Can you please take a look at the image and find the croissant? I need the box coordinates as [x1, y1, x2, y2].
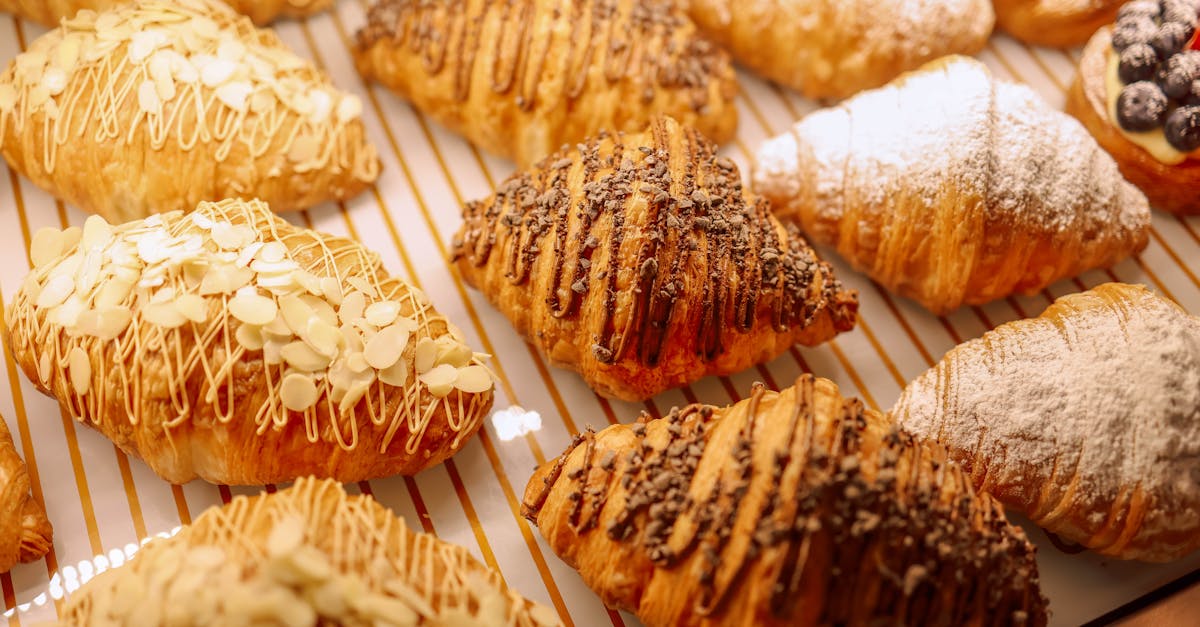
[753, 55, 1151, 315]
[684, 0, 994, 100]
[0, 416, 52, 573]
[0, 0, 333, 26]
[451, 117, 858, 401]
[60, 477, 561, 626]
[892, 283, 1200, 563]
[5, 198, 495, 485]
[0, 0, 380, 223]
[522, 374, 1049, 626]
[993, 0, 1123, 47]
[354, 0, 738, 168]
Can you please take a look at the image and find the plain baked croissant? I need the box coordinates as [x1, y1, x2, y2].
[0, 0, 333, 26]
[754, 55, 1151, 315]
[993, 0, 1123, 47]
[892, 283, 1200, 562]
[684, 0, 994, 100]
[354, 0, 738, 168]
[60, 477, 561, 626]
[0, 416, 52, 573]
[5, 198, 495, 485]
[0, 0, 379, 223]
[452, 117, 858, 402]
[522, 374, 1049, 626]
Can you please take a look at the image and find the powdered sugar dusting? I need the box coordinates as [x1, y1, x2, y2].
[892, 283, 1200, 561]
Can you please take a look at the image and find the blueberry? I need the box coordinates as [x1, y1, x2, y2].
[1157, 50, 1200, 97]
[1113, 16, 1160, 50]
[1185, 79, 1200, 104]
[1117, 81, 1170, 131]
[1165, 104, 1200, 150]
[1119, 1, 1161, 21]
[1152, 21, 1195, 58]
[1160, 0, 1199, 26]
[1121, 43, 1161, 83]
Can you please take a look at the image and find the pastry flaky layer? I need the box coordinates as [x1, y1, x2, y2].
[523, 375, 1049, 626]
[754, 55, 1150, 315]
[5, 198, 495, 485]
[452, 117, 858, 401]
[1068, 27, 1200, 215]
[685, 0, 994, 100]
[994, 0, 1123, 47]
[59, 477, 562, 626]
[0, 0, 380, 223]
[893, 283, 1200, 563]
[0, 0, 334, 26]
[0, 416, 52, 573]
[353, 0, 738, 168]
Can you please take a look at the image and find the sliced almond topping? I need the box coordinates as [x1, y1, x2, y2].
[305, 319, 342, 358]
[76, 307, 131, 340]
[264, 313, 291, 338]
[50, 295, 86, 328]
[228, 290, 278, 326]
[363, 301, 400, 328]
[336, 95, 363, 124]
[217, 39, 247, 63]
[263, 340, 284, 366]
[267, 516, 304, 559]
[199, 265, 254, 295]
[345, 276, 376, 299]
[42, 67, 68, 96]
[138, 80, 161, 114]
[0, 84, 16, 112]
[418, 364, 457, 398]
[175, 293, 208, 323]
[257, 242, 287, 264]
[142, 301, 187, 328]
[36, 275, 75, 309]
[210, 222, 255, 250]
[338, 291, 366, 325]
[454, 365, 493, 394]
[346, 353, 370, 374]
[414, 337, 437, 374]
[337, 375, 375, 414]
[68, 346, 91, 395]
[281, 341, 331, 372]
[377, 358, 408, 387]
[37, 353, 52, 385]
[235, 323, 265, 351]
[80, 215, 113, 250]
[30, 227, 66, 269]
[94, 278, 134, 309]
[299, 294, 337, 327]
[199, 56, 236, 87]
[364, 324, 408, 370]
[319, 277, 343, 306]
[280, 373, 318, 413]
[279, 295, 316, 337]
[435, 336, 474, 369]
[216, 81, 252, 112]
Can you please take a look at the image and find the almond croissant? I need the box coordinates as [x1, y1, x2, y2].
[0, 0, 379, 223]
[0, 416, 52, 573]
[753, 55, 1151, 315]
[354, 0, 738, 167]
[892, 283, 1200, 562]
[0, 0, 333, 26]
[452, 117, 858, 401]
[6, 198, 495, 485]
[60, 477, 561, 626]
[522, 375, 1049, 626]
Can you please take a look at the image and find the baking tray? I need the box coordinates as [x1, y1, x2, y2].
[2, 3, 1199, 625]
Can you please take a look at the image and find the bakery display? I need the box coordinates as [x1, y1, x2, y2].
[994, 0, 1124, 47]
[0, 417, 52, 573]
[892, 283, 1200, 562]
[1067, 1, 1200, 214]
[354, 0, 738, 167]
[754, 56, 1150, 315]
[59, 477, 561, 626]
[685, 0, 994, 100]
[451, 117, 858, 401]
[0, 0, 333, 26]
[523, 374, 1049, 626]
[5, 198, 495, 485]
[0, 0, 380, 223]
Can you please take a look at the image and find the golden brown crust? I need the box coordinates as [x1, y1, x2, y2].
[0, 0, 379, 223]
[61, 478, 560, 625]
[994, 0, 1121, 47]
[452, 117, 858, 401]
[354, 0, 738, 168]
[754, 56, 1150, 315]
[685, 0, 994, 100]
[0, 0, 334, 26]
[523, 375, 1048, 626]
[0, 416, 52, 573]
[892, 283, 1200, 562]
[1068, 27, 1200, 215]
[5, 199, 494, 485]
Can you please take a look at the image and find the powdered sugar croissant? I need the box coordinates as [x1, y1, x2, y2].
[0, 0, 333, 26]
[892, 283, 1200, 562]
[685, 0, 994, 100]
[0, 0, 379, 223]
[5, 198, 494, 485]
[754, 56, 1150, 315]
[523, 374, 1049, 626]
[0, 416, 52, 573]
[60, 477, 561, 626]
[354, 0, 738, 167]
[452, 117, 858, 401]
[993, 0, 1123, 47]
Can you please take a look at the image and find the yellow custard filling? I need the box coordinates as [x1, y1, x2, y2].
[1106, 50, 1200, 165]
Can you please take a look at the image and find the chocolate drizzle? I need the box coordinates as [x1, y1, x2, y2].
[522, 375, 1049, 625]
[452, 118, 858, 386]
